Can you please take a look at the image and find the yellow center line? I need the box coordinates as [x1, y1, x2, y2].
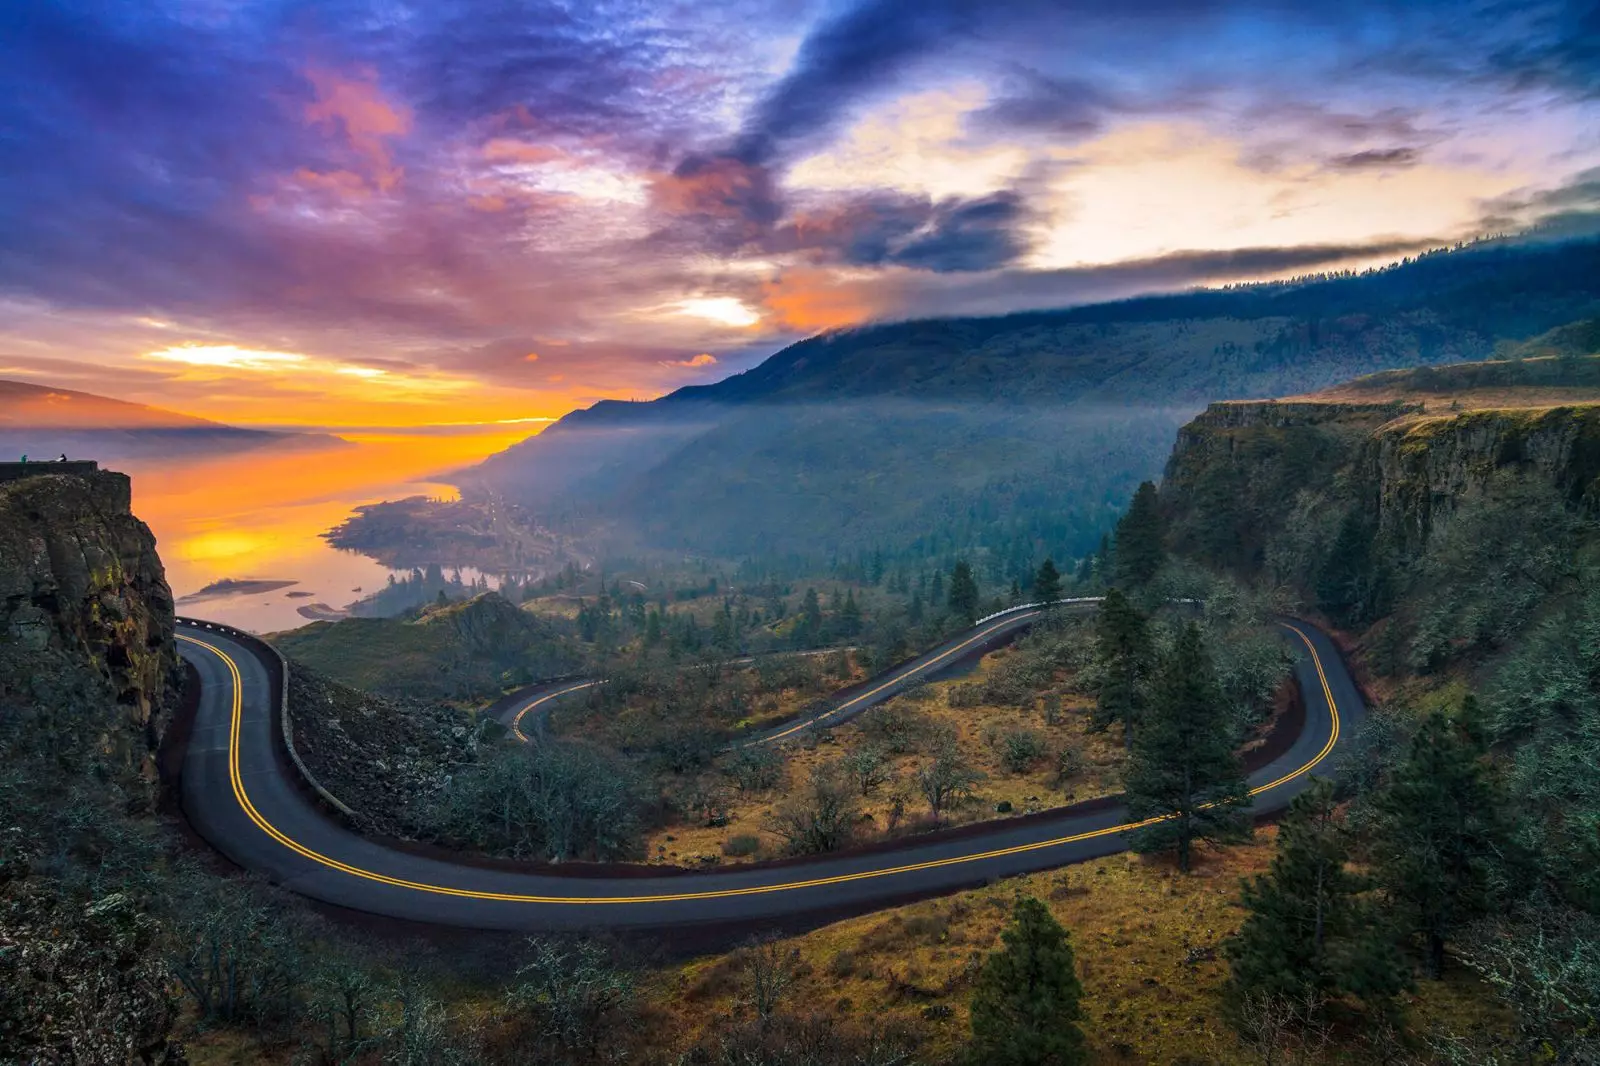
[176, 619, 1339, 907]
[510, 680, 602, 742]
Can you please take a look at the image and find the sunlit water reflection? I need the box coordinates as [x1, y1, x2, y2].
[124, 427, 537, 633]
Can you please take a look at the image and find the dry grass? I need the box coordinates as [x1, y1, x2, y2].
[643, 638, 1123, 866]
[656, 831, 1499, 1066]
[1290, 384, 1600, 409]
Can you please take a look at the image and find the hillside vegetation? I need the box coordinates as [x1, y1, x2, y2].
[469, 238, 1600, 578]
[271, 591, 583, 701]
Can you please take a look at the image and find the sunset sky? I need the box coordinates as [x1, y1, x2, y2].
[2, 0, 1599, 428]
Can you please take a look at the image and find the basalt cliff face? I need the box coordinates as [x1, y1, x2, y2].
[1162, 396, 1600, 573]
[0, 469, 178, 773]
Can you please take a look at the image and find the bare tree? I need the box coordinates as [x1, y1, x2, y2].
[737, 937, 797, 1023]
[766, 764, 859, 854]
[917, 747, 983, 823]
[842, 745, 892, 796]
[1232, 991, 1333, 1066]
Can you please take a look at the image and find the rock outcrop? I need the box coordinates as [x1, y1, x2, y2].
[0, 469, 177, 771]
[1163, 396, 1600, 573]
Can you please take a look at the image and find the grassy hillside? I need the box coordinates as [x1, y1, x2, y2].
[469, 238, 1600, 573]
[270, 591, 583, 701]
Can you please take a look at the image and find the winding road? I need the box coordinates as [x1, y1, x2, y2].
[176, 604, 1362, 931]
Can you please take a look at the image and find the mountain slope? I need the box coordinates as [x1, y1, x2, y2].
[0, 378, 338, 463]
[469, 237, 1600, 568]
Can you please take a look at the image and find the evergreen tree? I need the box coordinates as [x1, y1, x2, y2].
[949, 561, 979, 625]
[1227, 780, 1409, 1014]
[1035, 558, 1063, 608]
[711, 602, 735, 652]
[1114, 481, 1166, 588]
[1092, 589, 1150, 744]
[908, 588, 925, 626]
[1125, 622, 1252, 872]
[799, 588, 823, 646]
[968, 896, 1087, 1066]
[1315, 508, 1390, 627]
[1372, 699, 1515, 978]
[839, 590, 863, 638]
[644, 608, 663, 647]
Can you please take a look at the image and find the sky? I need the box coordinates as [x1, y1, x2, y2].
[2, 0, 1599, 428]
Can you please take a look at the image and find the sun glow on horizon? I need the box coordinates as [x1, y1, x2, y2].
[145, 344, 309, 370]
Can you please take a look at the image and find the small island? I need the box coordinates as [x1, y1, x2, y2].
[177, 577, 298, 603]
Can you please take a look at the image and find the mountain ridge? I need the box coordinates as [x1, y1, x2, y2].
[467, 237, 1600, 569]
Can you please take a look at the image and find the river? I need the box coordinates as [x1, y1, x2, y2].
[126, 427, 540, 633]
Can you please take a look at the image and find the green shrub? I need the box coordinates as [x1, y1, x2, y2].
[722, 834, 762, 858]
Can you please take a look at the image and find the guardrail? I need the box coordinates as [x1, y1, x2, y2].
[176, 616, 359, 821]
[972, 596, 1107, 626]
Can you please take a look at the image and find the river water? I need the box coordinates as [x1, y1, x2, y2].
[126, 427, 538, 633]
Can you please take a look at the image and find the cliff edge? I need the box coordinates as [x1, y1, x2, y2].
[0, 468, 178, 774]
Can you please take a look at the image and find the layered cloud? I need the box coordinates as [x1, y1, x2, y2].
[1, 0, 1598, 425]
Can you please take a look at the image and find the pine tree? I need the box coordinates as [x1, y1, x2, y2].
[968, 896, 1087, 1066]
[949, 561, 979, 625]
[1092, 589, 1150, 744]
[1114, 481, 1166, 588]
[711, 602, 735, 652]
[840, 590, 863, 637]
[1372, 699, 1514, 978]
[1125, 622, 1252, 872]
[1227, 780, 1409, 1012]
[800, 588, 822, 646]
[1315, 509, 1389, 627]
[1035, 558, 1063, 608]
[644, 607, 663, 647]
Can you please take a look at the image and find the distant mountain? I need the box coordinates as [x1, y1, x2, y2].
[467, 237, 1600, 577]
[0, 379, 341, 463]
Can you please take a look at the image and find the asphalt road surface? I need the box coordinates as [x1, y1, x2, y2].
[176, 607, 1362, 931]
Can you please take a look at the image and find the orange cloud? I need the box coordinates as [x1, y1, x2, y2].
[303, 66, 413, 192]
[649, 155, 773, 224]
[759, 269, 876, 331]
[481, 138, 570, 165]
[289, 167, 370, 198]
[659, 352, 719, 369]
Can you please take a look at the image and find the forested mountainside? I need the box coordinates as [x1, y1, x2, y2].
[468, 237, 1600, 574]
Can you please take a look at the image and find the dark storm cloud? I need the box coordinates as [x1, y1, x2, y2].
[1486, 0, 1600, 98]
[969, 71, 1116, 139]
[771, 191, 1031, 273]
[734, 0, 1230, 165]
[1477, 167, 1600, 238]
[1325, 147, 1421, 170]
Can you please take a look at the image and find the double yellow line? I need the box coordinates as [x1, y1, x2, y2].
[177, 619, 1338, 908]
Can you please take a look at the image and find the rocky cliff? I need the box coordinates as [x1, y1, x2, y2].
[0, 469, 178, 772]
[1163, 395, 1600, 572]
[1158, 356, 1600, 673]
